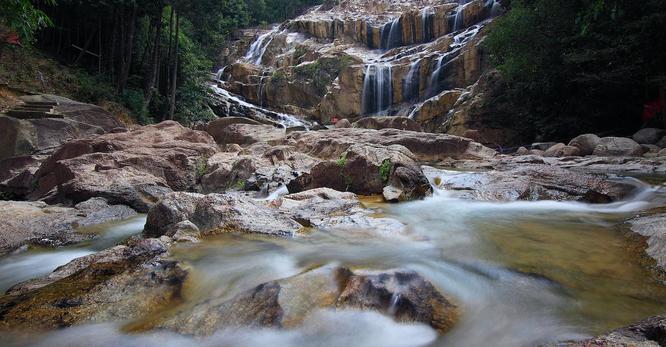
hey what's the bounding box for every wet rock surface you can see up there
[426,163,636,202]
[626,213,666,272]
[0,198,136,256]
[0,238,186,330]
[553,315,666,347]
[154,265,458,336]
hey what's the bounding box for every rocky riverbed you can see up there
[1,111,666,346]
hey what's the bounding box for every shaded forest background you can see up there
[2,0,666,142]
[1,0,322,124]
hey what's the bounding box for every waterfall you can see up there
[488,0,502,17]
[380,18,402,50]
[402,60,421,102]
[427,25,482,97]
[421,7,434,43]
[244,27,279,65]
[362,63,393,115]
[214,66,227,81]
[453,7,465,31]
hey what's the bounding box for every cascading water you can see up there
[244,27,279,65]
[362,63,393,115]
[402,60,421,102]
[214,66,226,81]
[427,24,482,97]
[380,17,402,50]
[421,7,434,43]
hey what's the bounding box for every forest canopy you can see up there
[485,0,666,140]
[1,0,322,124]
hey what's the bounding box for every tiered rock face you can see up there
[215,0,502,133]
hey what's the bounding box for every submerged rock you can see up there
[553,315,666,347]
[0,198,136,256]
[0,238,187,330]
[626,213,666,272]
[154,265,458,336]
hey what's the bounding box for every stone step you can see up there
[6,110,63,119]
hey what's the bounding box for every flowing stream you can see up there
[4,178,666,347]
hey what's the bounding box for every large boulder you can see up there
[143,192,304,238]
[0,198,136,255]
[0,95,126,160]
[210,123,286,145]
[0,238,186,330]
[353,117,423,132]
[288,143,432,201]
[427,164,635,202]
[153,265,458,336]
[543,143,581,157]
[287,128,496,162]
[632,128,666,145]
[204,117,261,143]
[28,121,218,212]
[568,133,601,156]
[593,137,644,157]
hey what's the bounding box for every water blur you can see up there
[4,180,666,346]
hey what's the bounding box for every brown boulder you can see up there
[353,116,423,132]
[0,198,136,255]
[29,121,217,212]
[543,143,581,157]
[568,134,601,156]
[593,137,644,157]
[211,124,286,145]
[0,238,186,330]
[153,265,458,336]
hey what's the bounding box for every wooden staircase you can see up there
[6,99,62,120]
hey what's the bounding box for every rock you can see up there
[287,143,432,200]
[642,144,661,154]
[632,128,666,145]
[287,128,496,162]
[568,133,601,156]
[552,315,666,347]
[659,148,666,157]
[143,192,304,238]
[545,155,666,176]
[543,143,581,157]
[515,147,529,156]
[593,137,644,157]
[353,117,423,132]
[531,142,558,151]
[0,198,136,255]
[279,188,406,232]
[0,238,186,330]
[0,95,126,160]
[626,213,666,272]
[529,149,544,156]
[153,265,458,336]
[428,164,635,202]
[210,123,286,145]
[656,136,666,148]
[29,121,217,212]
[383,185,403,202]
[335,119,352,128]
[204,117,261,143]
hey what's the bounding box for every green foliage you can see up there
[195,156,209,180]
[233,179,246,190]
[379,159,391,183]
[121,89,152,125]
[486,0,666,140]
[0,191,16,201]
[0,0,54,42]
[271,70,288,84]
[293,55,354,95]
[336,152,347,168]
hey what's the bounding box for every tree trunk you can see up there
[117,6,137,93]
[144,7,163,106]
[168,10,180,120]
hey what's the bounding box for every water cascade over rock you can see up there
[362,63,394,115]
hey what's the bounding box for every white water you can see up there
[214,66,226,81]
[362,63,393,115]
[210,84,306,128]
[244,27,280,65]
[0,215,146,293]
[403,60,421,101]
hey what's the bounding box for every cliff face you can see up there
[213,0,512,145]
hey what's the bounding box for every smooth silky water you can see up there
[5,178,666,347]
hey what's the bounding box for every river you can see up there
[4,177,666,347]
